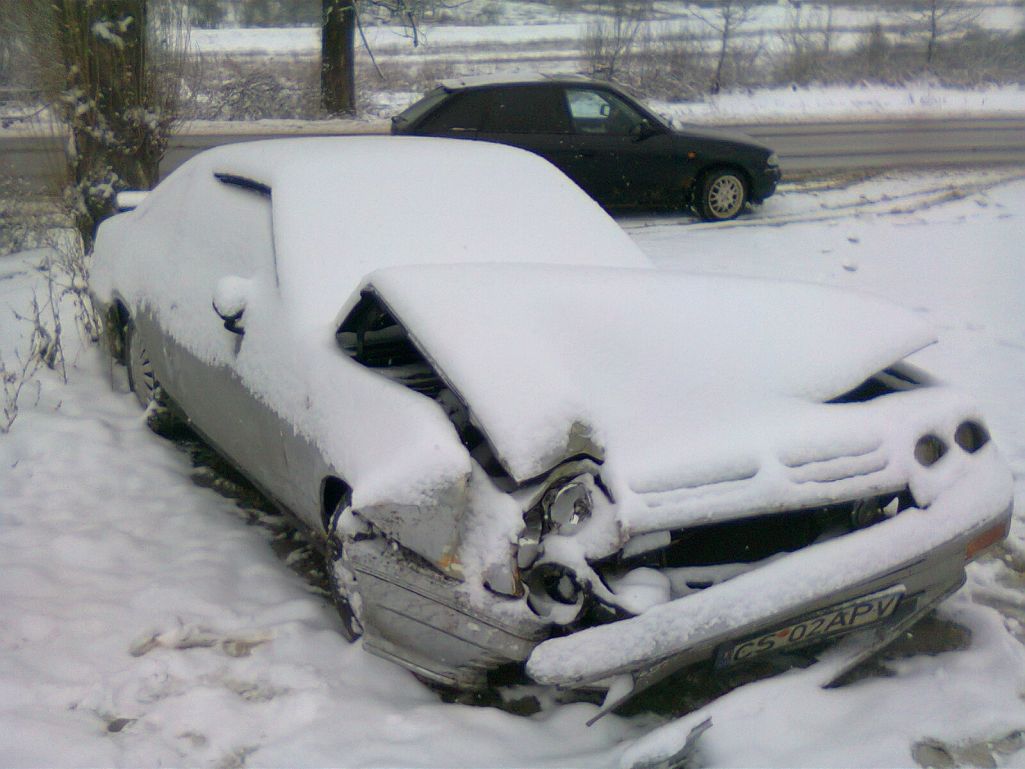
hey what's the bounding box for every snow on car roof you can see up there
[202,136,649,332]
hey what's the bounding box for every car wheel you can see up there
[697,169,747,221]
[126,321,158,409]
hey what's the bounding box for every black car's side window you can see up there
[566,89,645,136]
[418,90,490,133]
[480,86,571,134]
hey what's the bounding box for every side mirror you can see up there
[212,275,251,336]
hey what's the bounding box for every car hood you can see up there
[354,264,936,484]
[672,123,772,153]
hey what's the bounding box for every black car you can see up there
[391,73,781,221]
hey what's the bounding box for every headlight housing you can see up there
[766,151,780,167]
[954,420,989,453]
[915,434,947,467]
[542,478,593,534]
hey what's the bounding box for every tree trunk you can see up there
[322,0,356,116]
[54,0,160,250]
[713,17,730,93]
[927,2,938,64]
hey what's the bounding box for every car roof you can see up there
[437,71,601,91]
[166,136,649,332]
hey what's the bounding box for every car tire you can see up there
[125,320,187,437]
[697,169,747,221]
[126,321,158,409]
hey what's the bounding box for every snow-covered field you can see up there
[188,3,1025,58]
[181,1,1025,124]
[3,0,1024,135]
[1,167,1023,767]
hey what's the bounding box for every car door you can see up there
[561,86,683,207]
[152,176,296,509]
[471,84,578,179]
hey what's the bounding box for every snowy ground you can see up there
[1,168,1024,767]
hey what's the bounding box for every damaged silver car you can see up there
[90,137,1014,715]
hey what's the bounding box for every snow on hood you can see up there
[360,264,936,483]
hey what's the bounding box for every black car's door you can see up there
[560,86,683,207]
[470,85,578,179]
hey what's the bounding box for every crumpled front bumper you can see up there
[526,452,1013,692]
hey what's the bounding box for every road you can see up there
[735,118,1025,173]
[3,117,1024,194]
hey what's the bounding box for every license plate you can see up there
[717,585,905,667]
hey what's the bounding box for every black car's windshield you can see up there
[606,83,672,129]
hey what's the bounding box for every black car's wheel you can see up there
[697,169,747,221]
[126,322,158,408]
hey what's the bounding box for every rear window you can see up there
[417,90,491,133]
[394,87,451,130]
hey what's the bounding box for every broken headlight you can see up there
[525,562,585,624]
[516,474,598,570]
[954,420,990,454]
[541,478,592,534]
[914,434,947,467]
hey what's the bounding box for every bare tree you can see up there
[905,0,981,66]
[321,0,465,115]
[0,6,18,88]
[12,0,186,249]
[777,0,835,84]
[861,21,891,77]
[631,25,704,100]
[583,1,652,80]
[690,0,759,93]
[187,0,226,28]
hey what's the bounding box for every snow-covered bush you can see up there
[8,0,188,250]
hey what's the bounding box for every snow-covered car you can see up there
[90,137,1013,712]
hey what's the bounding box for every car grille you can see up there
[780,441,888,485]
[629,441,893,528]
